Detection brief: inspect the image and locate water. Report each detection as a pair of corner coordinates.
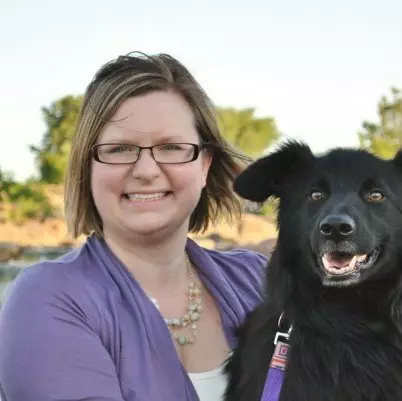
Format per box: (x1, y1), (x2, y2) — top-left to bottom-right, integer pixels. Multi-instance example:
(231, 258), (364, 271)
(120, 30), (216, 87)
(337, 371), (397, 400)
(0, 280), (13, 302)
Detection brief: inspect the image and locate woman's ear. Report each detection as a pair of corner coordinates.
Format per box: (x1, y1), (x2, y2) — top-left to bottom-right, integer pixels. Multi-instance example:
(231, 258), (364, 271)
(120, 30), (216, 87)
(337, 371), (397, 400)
(201, 148), (213, 188)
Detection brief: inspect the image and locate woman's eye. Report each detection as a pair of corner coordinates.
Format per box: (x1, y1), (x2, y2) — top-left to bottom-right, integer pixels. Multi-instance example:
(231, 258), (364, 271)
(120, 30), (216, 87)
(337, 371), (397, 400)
(367, 190), (385, 202)
(109, 145), (133, 153)
(160, 144), (182, 151)
(310, 190), (324, 201)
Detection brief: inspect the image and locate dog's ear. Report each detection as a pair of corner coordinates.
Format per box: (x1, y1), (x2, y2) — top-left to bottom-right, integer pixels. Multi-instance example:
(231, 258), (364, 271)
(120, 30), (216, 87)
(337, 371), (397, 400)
(233, 140), (315, 202)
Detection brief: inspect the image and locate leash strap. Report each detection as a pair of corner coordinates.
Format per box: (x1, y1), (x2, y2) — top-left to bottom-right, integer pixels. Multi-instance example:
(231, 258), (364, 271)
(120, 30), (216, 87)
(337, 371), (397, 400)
(260, 341), (289, 401)
(260, 314), (292, 401)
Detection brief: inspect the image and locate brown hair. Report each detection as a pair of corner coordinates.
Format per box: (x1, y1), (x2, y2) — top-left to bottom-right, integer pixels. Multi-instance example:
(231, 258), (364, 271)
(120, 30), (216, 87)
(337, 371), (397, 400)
(64, 51), (250, 238)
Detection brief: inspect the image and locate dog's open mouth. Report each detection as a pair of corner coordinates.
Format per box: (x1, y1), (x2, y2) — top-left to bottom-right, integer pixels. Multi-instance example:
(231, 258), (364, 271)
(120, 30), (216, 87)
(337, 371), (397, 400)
(320, 247), (380, 276)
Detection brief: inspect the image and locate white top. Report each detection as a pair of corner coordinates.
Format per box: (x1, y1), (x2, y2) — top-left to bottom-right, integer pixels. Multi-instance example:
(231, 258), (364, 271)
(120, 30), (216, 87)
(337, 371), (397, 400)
(149, 295), (228, 400)
(188, 363), (227, 401)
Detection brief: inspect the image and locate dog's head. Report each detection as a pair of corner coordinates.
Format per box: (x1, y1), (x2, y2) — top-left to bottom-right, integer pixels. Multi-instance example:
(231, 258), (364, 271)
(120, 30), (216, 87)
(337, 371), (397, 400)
(234, 140), (402, 288)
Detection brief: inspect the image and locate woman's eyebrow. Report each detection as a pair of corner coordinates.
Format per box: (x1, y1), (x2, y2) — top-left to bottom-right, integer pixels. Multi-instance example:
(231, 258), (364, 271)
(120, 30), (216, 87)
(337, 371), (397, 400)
(103, 126), (191, 142)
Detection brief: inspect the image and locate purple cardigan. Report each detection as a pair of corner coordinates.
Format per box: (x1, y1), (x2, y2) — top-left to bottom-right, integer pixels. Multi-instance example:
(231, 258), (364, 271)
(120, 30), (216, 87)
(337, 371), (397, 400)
(0, 235), (267, 401)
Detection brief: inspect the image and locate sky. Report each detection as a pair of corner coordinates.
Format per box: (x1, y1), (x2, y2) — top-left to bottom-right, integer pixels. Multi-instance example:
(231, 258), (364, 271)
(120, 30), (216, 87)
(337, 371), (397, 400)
(1, 0), (401, 181)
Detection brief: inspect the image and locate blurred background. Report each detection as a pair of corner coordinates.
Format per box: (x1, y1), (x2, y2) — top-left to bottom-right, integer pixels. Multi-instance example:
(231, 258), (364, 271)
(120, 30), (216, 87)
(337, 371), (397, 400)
(1, 0), (402, 303)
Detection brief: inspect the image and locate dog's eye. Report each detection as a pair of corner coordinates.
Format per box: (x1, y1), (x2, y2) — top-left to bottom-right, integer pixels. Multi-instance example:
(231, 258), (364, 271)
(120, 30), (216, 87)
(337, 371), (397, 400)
(310, 190), (324, 201)
(367, 190), (385, 202)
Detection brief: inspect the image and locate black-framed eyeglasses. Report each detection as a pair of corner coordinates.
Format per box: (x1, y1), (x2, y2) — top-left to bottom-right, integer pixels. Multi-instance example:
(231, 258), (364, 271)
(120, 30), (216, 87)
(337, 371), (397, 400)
(92, 143), (207, 165)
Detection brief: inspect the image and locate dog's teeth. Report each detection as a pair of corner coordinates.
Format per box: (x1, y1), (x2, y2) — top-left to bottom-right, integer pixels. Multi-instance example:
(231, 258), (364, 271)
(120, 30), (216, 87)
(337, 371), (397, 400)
(357, 254), (367, 262)
(348, 255), (357, 270)
(322, 254), (358, 275)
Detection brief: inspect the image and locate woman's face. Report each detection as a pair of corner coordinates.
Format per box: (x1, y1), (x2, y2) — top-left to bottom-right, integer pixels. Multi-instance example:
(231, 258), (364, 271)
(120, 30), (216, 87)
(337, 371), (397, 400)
(91, 91), (212, 241)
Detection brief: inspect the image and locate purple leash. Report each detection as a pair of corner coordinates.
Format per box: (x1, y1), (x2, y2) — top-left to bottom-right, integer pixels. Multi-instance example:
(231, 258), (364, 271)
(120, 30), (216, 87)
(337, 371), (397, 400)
(260, 314), (292, 401)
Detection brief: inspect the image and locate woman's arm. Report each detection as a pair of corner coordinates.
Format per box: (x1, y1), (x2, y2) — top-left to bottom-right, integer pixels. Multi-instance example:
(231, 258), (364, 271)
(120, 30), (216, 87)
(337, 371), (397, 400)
(0, 266), (125, 401)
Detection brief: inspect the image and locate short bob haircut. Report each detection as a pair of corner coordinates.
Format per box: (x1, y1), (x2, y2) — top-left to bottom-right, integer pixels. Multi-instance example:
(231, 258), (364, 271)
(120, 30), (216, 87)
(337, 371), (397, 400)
(64, 51), (250, 238)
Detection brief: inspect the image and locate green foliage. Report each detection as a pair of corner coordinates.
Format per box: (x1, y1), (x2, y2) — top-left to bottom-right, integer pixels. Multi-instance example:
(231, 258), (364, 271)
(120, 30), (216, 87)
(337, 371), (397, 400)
(30, 95), (83, 183)
(216, 108), (280, 220)
(0, 169), (54, 224)
(8, 197), (54, 225)
(359, 88), (402, 159)
(217, 107), (280, 157)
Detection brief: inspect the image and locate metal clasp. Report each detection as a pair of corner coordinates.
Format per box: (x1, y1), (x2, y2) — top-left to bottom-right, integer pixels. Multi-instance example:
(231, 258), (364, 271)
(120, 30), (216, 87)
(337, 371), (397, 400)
(274, 312), (293, 345)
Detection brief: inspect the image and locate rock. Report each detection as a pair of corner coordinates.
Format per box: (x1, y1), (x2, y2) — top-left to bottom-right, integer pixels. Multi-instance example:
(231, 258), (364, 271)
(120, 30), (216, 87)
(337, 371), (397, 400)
(0, 242), (24, 262)
(0, 219), (84, 247)
(204, 233), (239, 251)
(22, 245), (74, 260)
(241, 238), (277, 257)
(212, 237), (277, 258)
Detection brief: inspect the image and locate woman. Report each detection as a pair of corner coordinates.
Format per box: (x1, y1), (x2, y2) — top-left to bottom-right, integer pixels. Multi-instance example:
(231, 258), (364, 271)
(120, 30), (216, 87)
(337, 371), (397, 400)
(0, 52), (267, 401)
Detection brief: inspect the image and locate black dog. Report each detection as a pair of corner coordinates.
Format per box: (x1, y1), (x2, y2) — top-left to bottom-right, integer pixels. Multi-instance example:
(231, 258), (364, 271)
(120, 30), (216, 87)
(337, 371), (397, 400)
(224, 141), (402, 401)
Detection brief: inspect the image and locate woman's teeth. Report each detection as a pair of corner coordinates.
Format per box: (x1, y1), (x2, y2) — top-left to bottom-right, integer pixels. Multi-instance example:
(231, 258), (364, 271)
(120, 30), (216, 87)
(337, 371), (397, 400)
(125, 192), (167, 201)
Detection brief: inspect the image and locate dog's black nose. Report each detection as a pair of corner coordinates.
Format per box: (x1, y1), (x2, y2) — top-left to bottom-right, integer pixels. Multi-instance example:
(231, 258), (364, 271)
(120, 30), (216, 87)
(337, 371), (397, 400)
(319, 214), (356, 238)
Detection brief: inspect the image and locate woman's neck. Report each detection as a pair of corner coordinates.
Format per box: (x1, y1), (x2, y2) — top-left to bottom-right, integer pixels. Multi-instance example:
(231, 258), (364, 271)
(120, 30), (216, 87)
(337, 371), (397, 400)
(103, 225), (191, 295)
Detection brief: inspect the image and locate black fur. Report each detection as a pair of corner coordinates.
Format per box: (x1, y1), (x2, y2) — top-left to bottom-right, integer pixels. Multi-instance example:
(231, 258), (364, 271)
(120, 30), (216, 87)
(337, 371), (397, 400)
(225, 140), (402, 401)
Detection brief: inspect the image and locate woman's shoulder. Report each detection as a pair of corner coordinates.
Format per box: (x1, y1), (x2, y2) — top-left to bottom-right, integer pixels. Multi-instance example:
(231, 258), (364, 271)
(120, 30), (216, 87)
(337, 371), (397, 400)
(5, 245), (88, 294)
(206, 246), (267, 270)
(207, 246), (267, 285)
(208, 246), (268, 265)
(187, 238), (269, 299)
(0, 242), (105, 324)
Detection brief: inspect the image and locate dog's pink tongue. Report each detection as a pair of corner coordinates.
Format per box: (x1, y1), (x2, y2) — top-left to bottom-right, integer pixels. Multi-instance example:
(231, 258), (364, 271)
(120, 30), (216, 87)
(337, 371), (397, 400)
(323, 253), (356, 269)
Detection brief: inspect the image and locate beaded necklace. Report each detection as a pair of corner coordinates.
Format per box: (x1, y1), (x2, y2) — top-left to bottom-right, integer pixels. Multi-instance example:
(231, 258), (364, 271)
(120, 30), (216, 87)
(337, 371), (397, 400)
(149, 253), (203, 346)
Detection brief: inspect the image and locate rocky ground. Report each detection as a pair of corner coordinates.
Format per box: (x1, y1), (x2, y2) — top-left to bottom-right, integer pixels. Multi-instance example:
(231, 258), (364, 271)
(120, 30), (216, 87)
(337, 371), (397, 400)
(0, 213), (278, 262)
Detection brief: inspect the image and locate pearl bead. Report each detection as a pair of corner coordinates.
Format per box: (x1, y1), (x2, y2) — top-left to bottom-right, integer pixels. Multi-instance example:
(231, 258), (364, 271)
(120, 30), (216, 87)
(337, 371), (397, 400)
(190, 312), (200, 321)
(178, 336), (187, 345)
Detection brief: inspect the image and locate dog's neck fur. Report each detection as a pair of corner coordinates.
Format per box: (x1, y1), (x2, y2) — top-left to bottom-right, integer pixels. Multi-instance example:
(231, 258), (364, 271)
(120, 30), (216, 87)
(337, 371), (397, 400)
(266, 254), (402, 400)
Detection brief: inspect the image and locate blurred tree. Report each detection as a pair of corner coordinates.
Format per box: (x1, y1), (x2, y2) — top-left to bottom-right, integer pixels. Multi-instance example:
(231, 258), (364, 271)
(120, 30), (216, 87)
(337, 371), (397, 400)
(359, 87), (402, 159)
(30, 95), (83, 183)
(0, 167), (53, 223)
(217, 107), (280, 157)
(216, 107), (281, 225)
